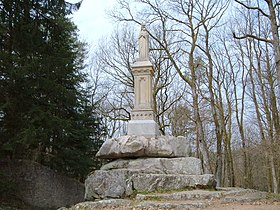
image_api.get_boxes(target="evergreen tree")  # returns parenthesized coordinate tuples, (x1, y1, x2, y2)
(0, 0, 105, 180)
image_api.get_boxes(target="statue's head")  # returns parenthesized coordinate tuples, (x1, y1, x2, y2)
(141, 24, 146, 31)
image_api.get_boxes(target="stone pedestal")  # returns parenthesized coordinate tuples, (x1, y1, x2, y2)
(128, 60, 159, 138)
(96, 135, 191, 159)
(127, 120, 159, 138)
(87, 136, 217, 200)
(85, 157, 216, 200)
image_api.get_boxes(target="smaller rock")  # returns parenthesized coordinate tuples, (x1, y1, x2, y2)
(85, 169, 216, 200)
(101, 157, 203, 175)
(72, 199, 131, 209)
(135, 189, 223, 201)
(84, 169, 133, 200)
(135, 200, 208, 209)
(96, 135, 191, 159)
(222, 192, 267, 203)
(96, 136, 147, 158)
(132, 173, 216, 192)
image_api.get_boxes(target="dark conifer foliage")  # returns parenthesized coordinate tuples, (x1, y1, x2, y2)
(0, 0, 105, 180)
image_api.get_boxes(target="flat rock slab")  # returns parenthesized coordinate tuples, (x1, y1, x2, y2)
(135, 200, 208, 209)
(61, 188, 273, 210)
(135, 188, 261, 201)
(135, 189, 224, 200)
(85, 169, 216, 200)
(101, 157, 202, 175)
(96, 135, 191, 159)
(222, 192, 267, 203)
(71, 199, 131, 209)
(132, 173, 216, 192)
(60, 199, 208, 210)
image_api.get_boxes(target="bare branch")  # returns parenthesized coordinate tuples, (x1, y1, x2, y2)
(233, 32, 273, 44)
(234, 0, 270, 18)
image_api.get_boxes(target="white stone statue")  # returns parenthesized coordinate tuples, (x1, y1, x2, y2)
(138, 24, 149, 61)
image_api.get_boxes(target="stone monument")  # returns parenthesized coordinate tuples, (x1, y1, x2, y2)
(128, 24, 159, 138)
(84, 25, 216, 201)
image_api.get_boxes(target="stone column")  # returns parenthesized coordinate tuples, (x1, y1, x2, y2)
(127, 25, 159, 138)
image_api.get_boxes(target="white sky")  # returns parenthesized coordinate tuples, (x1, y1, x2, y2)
(68, 0, 118, 46)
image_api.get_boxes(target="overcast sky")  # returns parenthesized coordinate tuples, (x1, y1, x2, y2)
(68, 0, 118, 46)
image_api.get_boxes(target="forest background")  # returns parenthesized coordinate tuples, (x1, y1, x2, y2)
(1, 0, 280, 197)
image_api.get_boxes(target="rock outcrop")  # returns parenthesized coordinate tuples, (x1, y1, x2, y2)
(60, 187, 271, 210)
(100, 157, 203, 175)
(0, 159, 84, 209)
(85, 170, 216, 200)
(85, 135, 216, 201)
(85, 157, 216, 200)
(96, 135, 191, 159)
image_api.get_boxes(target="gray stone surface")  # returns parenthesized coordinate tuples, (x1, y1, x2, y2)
(70, 199, 131, 209)
(135, 188, 267, 202)
(222, 192, 267, 203)
(61, 188, 272, 210)
(136, 189, 224, 200)
(127, 120, 159, 138)
(101, 157, 202, 175)
(135, 200, 208, 210)
(132, 173, 216, 192)
(84, 169, 133, 200)
(96, 135, 191, 159)
(0, 160, 84, 209)
(84, 169, 216, 200)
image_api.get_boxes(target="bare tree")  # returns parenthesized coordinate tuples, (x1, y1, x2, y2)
(233, 0, 280, 88)
(232, 0, 280, 193)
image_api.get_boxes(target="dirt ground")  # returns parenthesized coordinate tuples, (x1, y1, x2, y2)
(85, 203, 280, 210)
(204, 201, 280, 210)
(93, 201, 280, 210)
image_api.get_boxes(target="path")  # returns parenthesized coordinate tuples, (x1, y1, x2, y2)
(59, 187, 280, 210)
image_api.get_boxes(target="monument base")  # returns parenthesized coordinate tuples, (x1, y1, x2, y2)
(89, 135, 216, 201)
(127, 120, 159, 138)
(85, 157, 216, 200)
(95, 135, 191, 159)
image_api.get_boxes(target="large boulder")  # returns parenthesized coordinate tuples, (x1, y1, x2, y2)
(132, 173, 216, 192)
(85, 157, 216, 200)
(101, 157, 203, 175)
(0, 160, 84, 209)
(96, 135, 191, 159)
(89, 136, 216, 201)
(84, 169, 134, 200)
(85, 169, 216, 200)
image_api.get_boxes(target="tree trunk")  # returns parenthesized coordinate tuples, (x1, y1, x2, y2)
(190, 61, 211, 174)
(215, 137, 223, 187)
(269, 155, 278, 193)
(267, 0, 280, 87)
